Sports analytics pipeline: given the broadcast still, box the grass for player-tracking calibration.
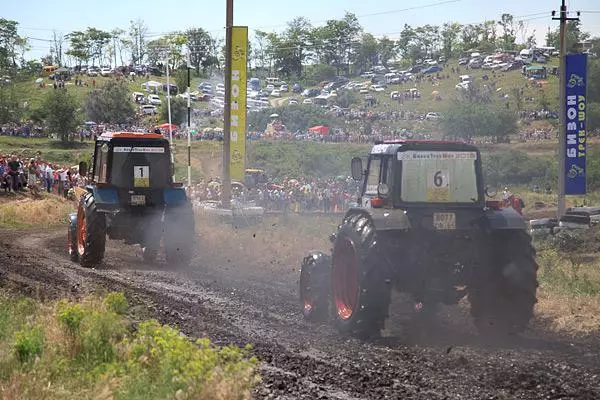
[535,247,600,336]
[0,291,259,399]
[0,193,74,229]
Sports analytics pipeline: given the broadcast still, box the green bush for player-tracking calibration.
[58,302,87,336]
[80,310,126,364]
[13,326,44,363]
[104,292,129,315]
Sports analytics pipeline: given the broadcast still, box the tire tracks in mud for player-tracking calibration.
[0,230,599,399]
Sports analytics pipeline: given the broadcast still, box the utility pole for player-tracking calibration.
[165,53,174,180]
[222,0,233,209]
[186,49,192,188]
[553,0,580,218]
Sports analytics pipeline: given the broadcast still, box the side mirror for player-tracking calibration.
[351,157,363,181]
[78,161,88,177]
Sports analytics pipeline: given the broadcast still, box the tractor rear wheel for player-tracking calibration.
[299,252,331,321]
[164,204,195,267]
[331,213,391,338]
[76,195,106,268]
[469,230,538,337]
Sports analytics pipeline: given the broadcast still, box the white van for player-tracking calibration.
[266,77,280,86]
[384,73,400,84]
[519,49,532,62]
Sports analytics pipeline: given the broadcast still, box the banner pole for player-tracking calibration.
[222,0,233,209]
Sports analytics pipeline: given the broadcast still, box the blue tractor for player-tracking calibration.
[67,132,196,267]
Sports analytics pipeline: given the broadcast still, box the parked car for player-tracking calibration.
[292,83,303,93]
[270,89,281,97]
[147,94,161,105]
[280,84,289,92]
[302,88,320,97]
[458,57,469,65]
[140,105,157,115]
[87,67,100,77]
[421,65,442,74]
[265,84,275,93]
[302,98,313,104]
[370,84,386,92]
[425,112,441,120]
[289,98,298,105]
[100,67,112,77]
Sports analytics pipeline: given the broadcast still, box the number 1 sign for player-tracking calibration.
[134,165,150,188]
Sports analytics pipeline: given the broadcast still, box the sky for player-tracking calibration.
[4,0,600,61]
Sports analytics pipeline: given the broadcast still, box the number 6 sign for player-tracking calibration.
[427,169,450,201]
[134,165,150,187]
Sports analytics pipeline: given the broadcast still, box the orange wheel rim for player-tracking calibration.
[77,208,86,256]
[332,237,359,321]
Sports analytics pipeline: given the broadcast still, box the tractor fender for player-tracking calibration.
[163,187,188,206]
[345,208,411,231]
[483,208,528,230]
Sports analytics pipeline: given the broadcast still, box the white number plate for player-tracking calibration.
[433,213,456,230]
[131,195,146,206]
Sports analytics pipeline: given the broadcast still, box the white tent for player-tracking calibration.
[141,81,162,92]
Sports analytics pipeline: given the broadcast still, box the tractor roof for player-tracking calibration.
[371,140,479,155]
[98,131,165,141]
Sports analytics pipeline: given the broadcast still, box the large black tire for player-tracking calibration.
[76,195,106,268]
[469,230,538,337]
[141,216,162,264]
[164,204,195,267]
[331,213,391,338]
[299,252,331,322]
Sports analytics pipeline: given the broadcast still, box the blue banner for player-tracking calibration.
[564,53,588,195]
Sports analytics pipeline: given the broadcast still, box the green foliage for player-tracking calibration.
[0,84,23,124]
[335,89,359,108]
[587,102,600,132]
[302,64,336,86]
[58,302,86,336]
[13,326,44,363]
[104,292,128,315]
[250,141,369,178]
[482,150,554,187]
[441,100,518,139]
[248,105,339,134]
[537,248,600,296]
[160,96,188,126]
[84,79,135,124]
[38,88,81,142]
[174,68,189,96]
[0,292,259,399]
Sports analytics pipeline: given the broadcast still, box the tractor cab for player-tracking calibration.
[351,140,486,211]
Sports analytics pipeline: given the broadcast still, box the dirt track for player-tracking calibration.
[1,228,599,399]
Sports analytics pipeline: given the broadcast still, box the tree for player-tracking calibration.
[66,30,91,66]
[186,28,214,75]
[86,28,111,66]
[355,33,378,72]
[160,97,187,126]
[498,14,517,50]
[174,68,189,94]
[0,19,27,71]
[312,12,362,75]
[0,84,21,124]
[129,19,148,65]
[440,22,461,59]
[441,101,517,140]
[377,37,397,67]
[546,21,590,52]
[84,80,135,124]
[39,88,81,142]
[52,30,64,66]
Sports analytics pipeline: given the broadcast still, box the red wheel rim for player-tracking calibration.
[77,208,86,256]
[300,266,314,313]
[332,237,359,320]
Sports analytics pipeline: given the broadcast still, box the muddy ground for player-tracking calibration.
[0,227,599,399]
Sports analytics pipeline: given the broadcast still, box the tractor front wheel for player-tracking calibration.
[76,195,106,268]
[331,213,391,338]
[299,252,331,321]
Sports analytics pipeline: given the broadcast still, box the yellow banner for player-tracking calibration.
[230,26,248,182]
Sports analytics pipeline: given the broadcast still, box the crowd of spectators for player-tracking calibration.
[0,153,85,198]
[189,176,360,214]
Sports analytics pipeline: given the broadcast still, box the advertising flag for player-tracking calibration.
[229,26,248,181]
[564,53,588,195]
